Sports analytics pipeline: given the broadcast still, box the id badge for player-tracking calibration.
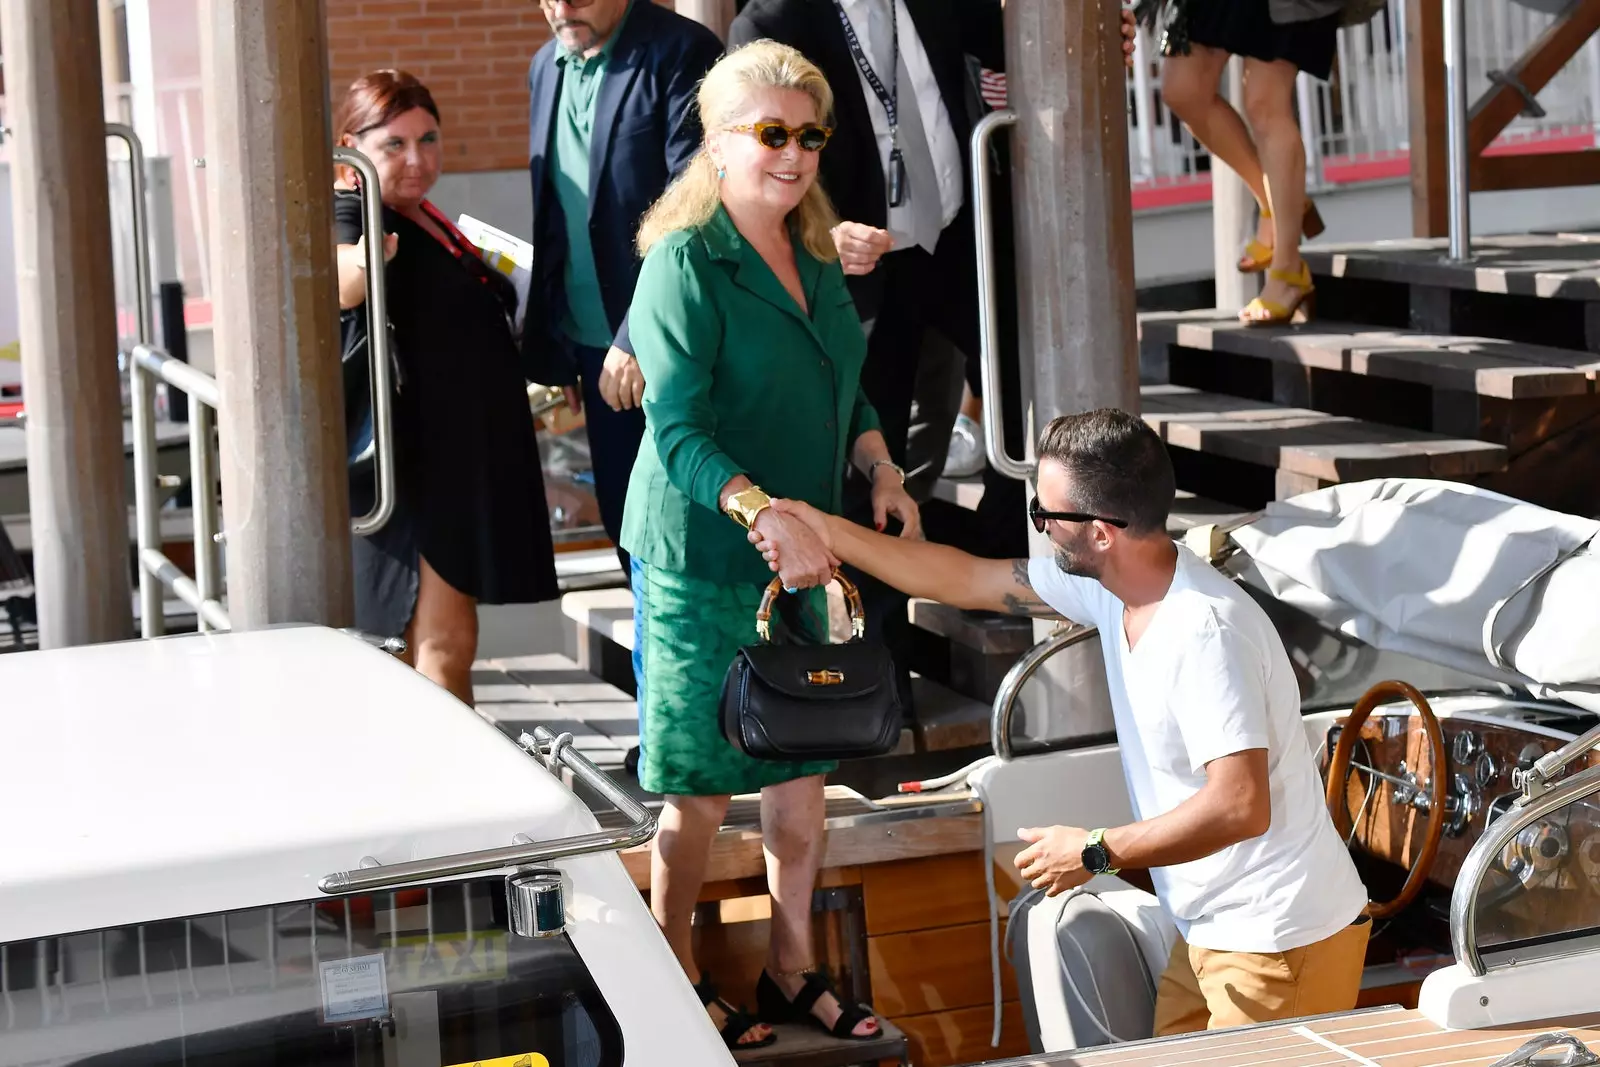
[888,147,906,208]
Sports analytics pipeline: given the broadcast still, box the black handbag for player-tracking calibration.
[341,306,401,474]
[719,572,904,761]
[336,188,404,475]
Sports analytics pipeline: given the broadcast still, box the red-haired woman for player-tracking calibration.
[334,70,557,703]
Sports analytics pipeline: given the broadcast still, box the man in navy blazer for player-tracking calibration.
[525,0,723,569]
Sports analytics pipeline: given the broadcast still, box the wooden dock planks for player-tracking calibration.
[1140,312,1600,399]
[1140,384,1508,483]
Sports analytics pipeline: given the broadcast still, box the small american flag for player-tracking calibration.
[980,69,1007,110]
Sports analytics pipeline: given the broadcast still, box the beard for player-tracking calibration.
[554,19,598,49]
[1053,540,1102,580]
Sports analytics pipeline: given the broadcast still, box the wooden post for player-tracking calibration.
[1005,0,1141,728]
[2,0,135,648]
[1407,0,1449,237]
[199,0,353,629]
[675,0,734,39]
[1212,57,1260,310]
[1005,0,1139,423]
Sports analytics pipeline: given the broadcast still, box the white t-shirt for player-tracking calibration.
[1029,546,1367,952]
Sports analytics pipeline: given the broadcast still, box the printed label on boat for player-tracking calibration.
[318,952,391,1024]
[380,930,510,987]
[442,1055,550,1067]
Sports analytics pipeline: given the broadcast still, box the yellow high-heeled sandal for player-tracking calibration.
[1238,200,1327,274]
[1241,261,1315,326]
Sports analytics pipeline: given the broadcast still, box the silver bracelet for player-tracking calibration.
[869,459,905,485]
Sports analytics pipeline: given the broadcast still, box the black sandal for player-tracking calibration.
[694,972,776,1050]
[756,968,879,1041]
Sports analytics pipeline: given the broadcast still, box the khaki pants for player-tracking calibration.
[1152,918,1370,1036]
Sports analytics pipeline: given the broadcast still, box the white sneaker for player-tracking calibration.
[945,414,985,478]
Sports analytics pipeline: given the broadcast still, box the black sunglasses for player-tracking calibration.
[1029,495,1128,533]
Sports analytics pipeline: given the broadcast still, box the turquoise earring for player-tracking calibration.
[716,165,726,181]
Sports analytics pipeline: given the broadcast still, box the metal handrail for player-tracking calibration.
[1445,0,1472,261]
[969,109,1032,483]
[131,343,227,633]
[333,146,397,538]
[991,622,1100,760]
[109,124,173,636]
[317,725,659,894]
[1450,761,1600,976]
[106,125,154,344]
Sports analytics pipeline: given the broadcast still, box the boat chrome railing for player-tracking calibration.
[991,623,1100,761]
[1520,721,1600,799]
[969,108,1032,484]
[317,726,658,894]
[128,145,397,636]
[1450,758,1600,976]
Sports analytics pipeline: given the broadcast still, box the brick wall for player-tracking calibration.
[326,0,678,174]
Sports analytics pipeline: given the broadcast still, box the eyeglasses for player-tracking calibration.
[1029,496,1128,533]
[541,0,597,8]
[727,121,833,152]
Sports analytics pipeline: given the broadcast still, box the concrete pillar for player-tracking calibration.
[1,0,136,648]
[675,0,734,40]
[199,0,353,629]
[1212,57,1260,310]
[1006,0,1140,432]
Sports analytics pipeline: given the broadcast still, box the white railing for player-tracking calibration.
[1127,0,1600,201]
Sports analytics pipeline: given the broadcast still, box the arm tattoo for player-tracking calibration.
[1000,559,1055,617]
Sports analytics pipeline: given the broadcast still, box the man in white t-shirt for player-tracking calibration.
[757,408,1370,1034]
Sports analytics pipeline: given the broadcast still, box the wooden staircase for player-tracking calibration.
[1139,235,1600,518]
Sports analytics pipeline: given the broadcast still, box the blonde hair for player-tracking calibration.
[637,40,841,261]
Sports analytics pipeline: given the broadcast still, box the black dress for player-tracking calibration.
[1163,0,1342,81]
[335,192,558,638]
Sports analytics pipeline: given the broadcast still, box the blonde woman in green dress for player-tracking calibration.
[621,39,918,1052]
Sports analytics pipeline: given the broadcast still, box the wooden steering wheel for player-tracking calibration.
[1324,680,1449,920]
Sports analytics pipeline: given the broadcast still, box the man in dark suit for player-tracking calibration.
[524,0,723,570]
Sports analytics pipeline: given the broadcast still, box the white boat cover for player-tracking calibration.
[1229,479,1600,714]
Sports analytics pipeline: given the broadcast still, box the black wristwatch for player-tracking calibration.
[1081,828,1119,876]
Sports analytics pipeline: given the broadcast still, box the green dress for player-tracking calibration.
[620,206,881,797]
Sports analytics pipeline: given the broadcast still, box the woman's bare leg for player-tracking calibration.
[1241,57,1308,316]
[761,774,878,1038]
[652,794,772,1046]
[403,555,478,705]
[1160,43,1274,249]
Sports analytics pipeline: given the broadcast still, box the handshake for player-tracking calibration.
[747,499,837,592]
[746,495,922,592]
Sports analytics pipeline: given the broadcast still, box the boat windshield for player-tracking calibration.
[0,876,622,1067]
[1471,772,1600,966]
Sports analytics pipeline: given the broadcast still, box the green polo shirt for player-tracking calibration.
[550,9,632,350]
[620,207,882,583]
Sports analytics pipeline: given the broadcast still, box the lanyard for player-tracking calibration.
[833,0,908,206]
[834,0,898,138]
